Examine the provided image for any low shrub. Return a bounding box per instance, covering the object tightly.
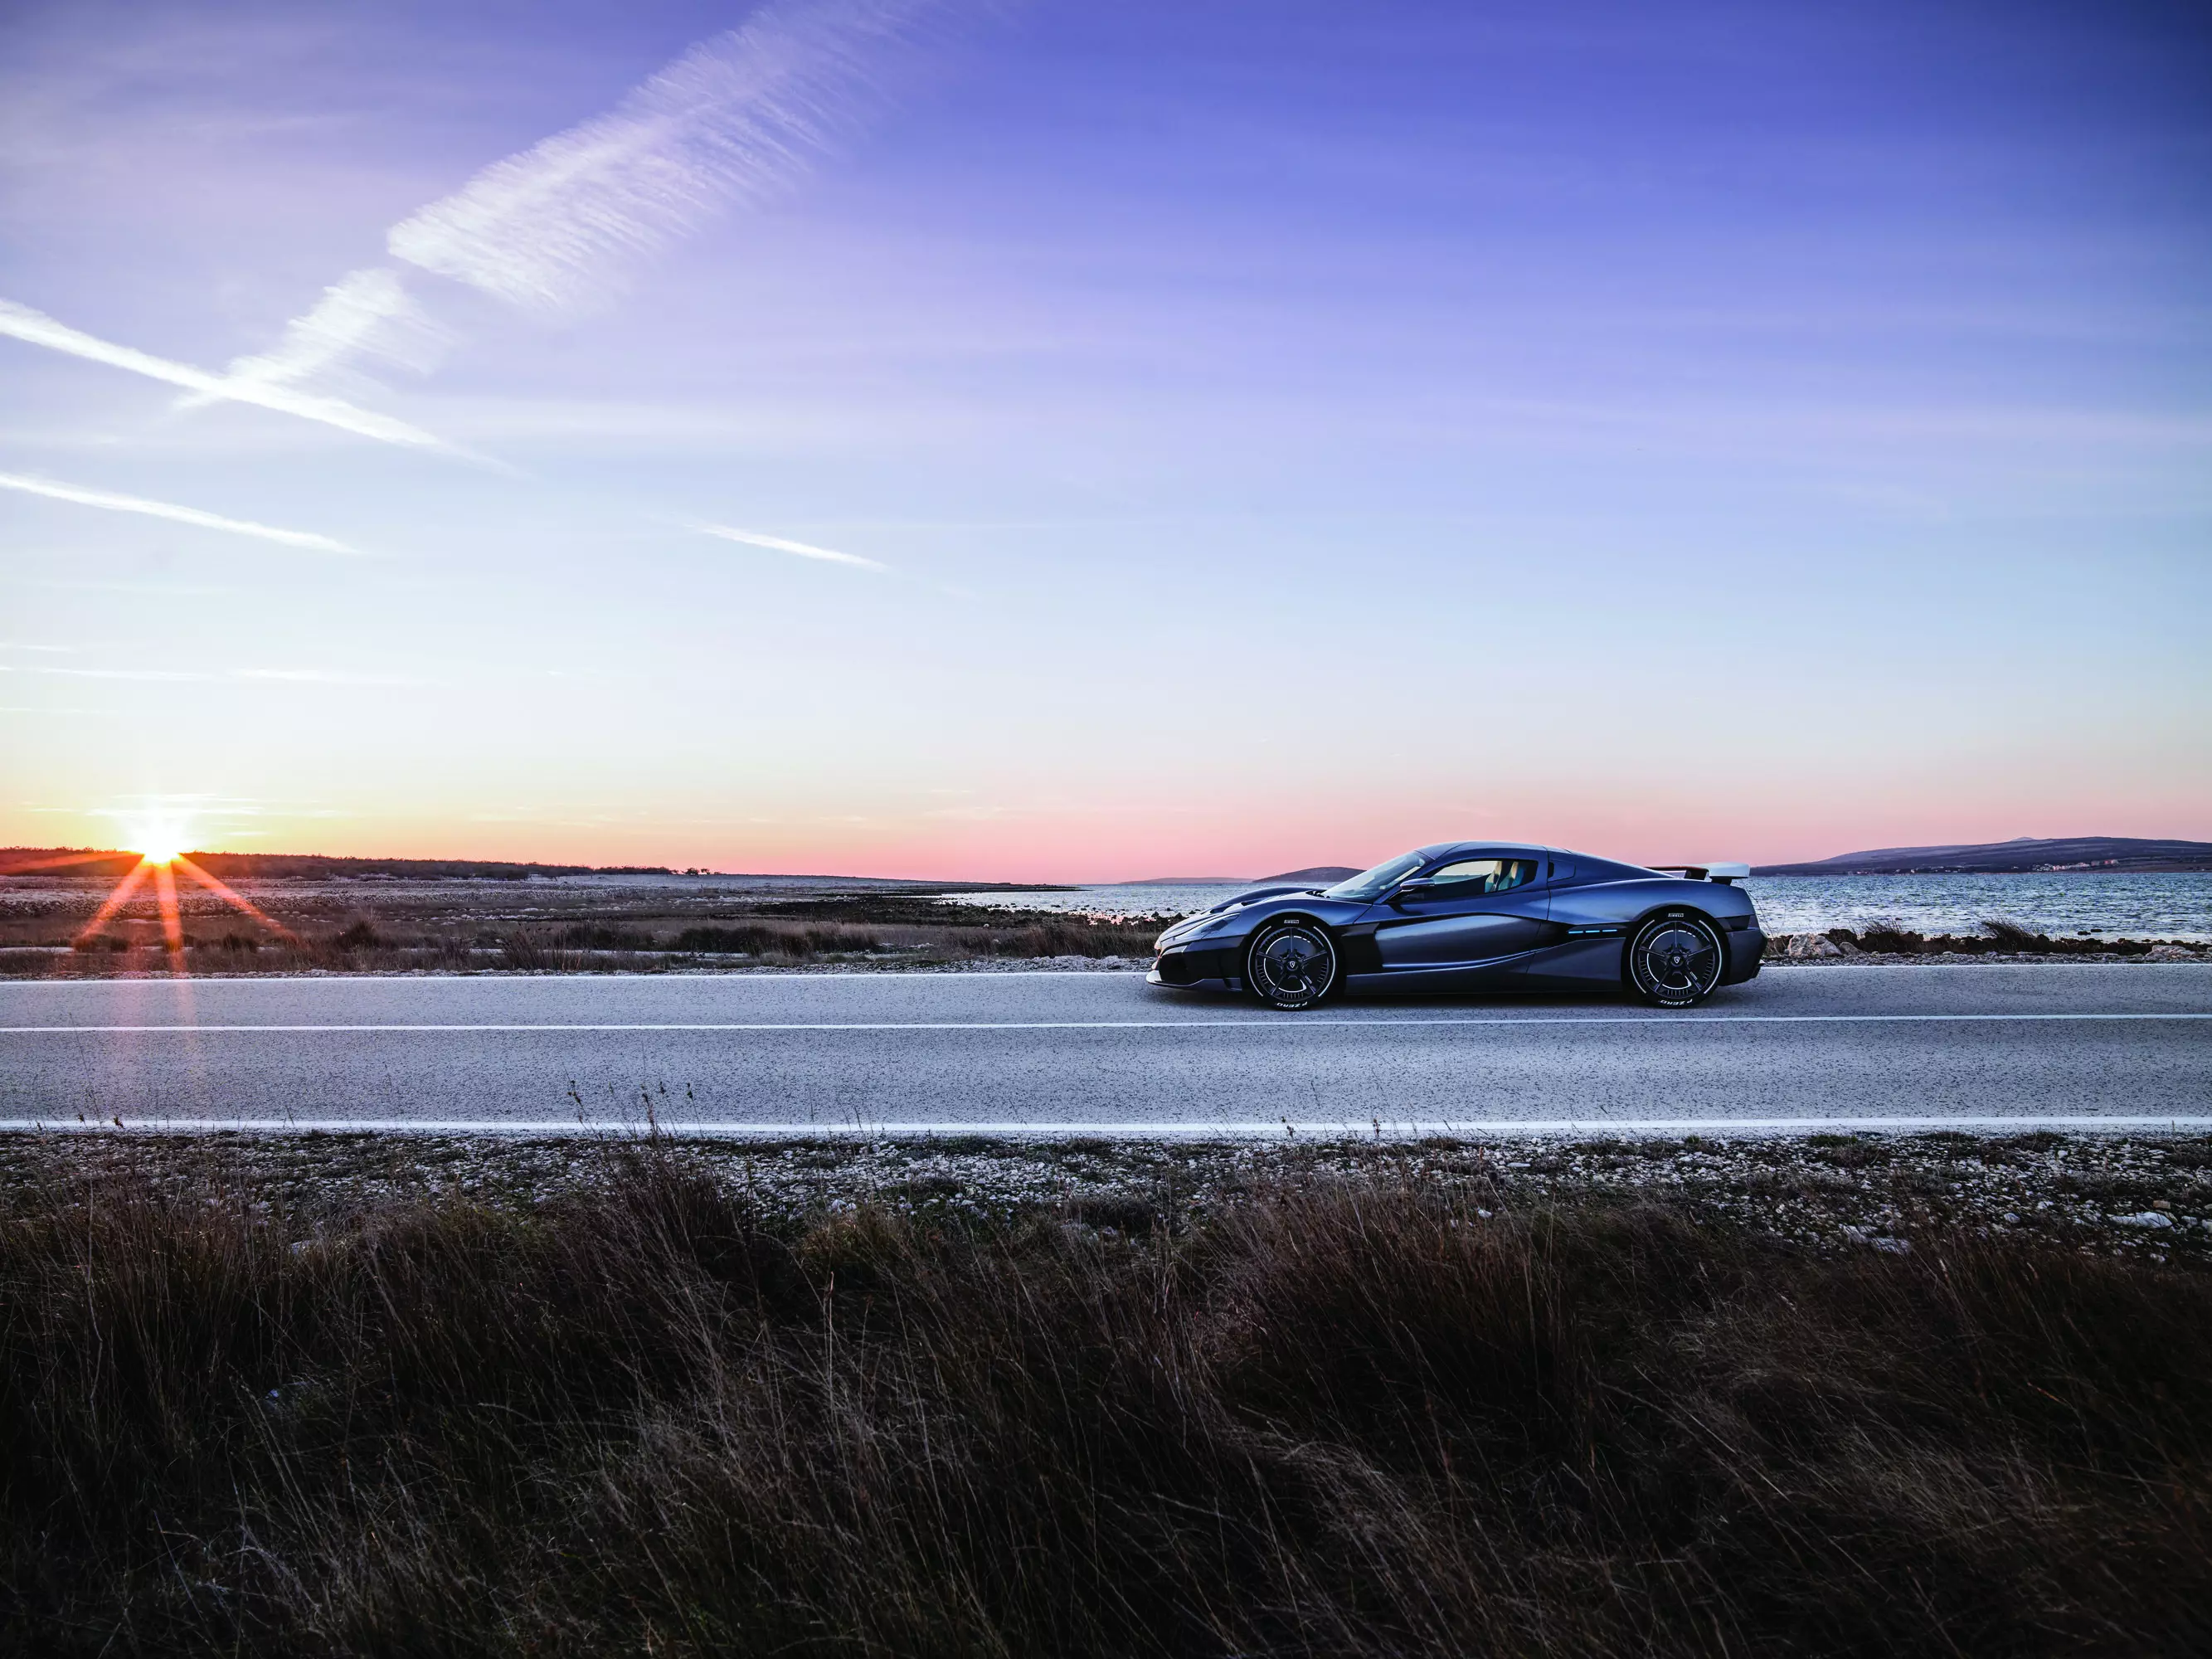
[1,1159,2205,1656]
[671,922,878,956]
[496,931,584,971]
[556,922,653,951]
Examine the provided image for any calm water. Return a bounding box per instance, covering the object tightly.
[960,873,2212,941]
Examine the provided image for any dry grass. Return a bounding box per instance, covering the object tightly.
[0,873,1171,978]
[3,912,1159,977]
[2,1149,2207,1656]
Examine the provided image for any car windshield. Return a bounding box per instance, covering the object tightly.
[1322,850,1427,902]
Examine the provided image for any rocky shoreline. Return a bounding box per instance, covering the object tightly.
[1767,922,2205,961]
[1761,947,2205,966]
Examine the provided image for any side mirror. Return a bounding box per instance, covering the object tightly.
[1390,878,1434,904]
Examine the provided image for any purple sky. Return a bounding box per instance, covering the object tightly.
[2,0,2207,878]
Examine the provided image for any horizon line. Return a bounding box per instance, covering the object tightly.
[5,833,2210,888]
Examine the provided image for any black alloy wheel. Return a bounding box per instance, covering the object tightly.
[1626,912,1726,1008]
[1247,920,1340,1010]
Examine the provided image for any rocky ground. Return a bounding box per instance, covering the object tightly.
[1767,951,2205,965]
[7,1127,2205,1262]
[1768,928,2205,962]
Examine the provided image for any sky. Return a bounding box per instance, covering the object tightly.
[1,0,2207,882]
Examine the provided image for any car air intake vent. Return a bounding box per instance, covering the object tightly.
[1157,948,1226,985]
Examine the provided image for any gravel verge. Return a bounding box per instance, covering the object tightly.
[6,1127,2206,1261]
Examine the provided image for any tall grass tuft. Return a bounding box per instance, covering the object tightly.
[495,930,586,971]
[2,1155,2207,1654]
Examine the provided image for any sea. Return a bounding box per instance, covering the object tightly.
[956,873,2212,943]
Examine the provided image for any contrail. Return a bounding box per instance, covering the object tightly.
[387,0,946,318]
[206,0,953,403]
[175,268,441,411]
[698,523,887,571]
[0,299,445,450]
[12,0,960,454]
[0,473,353,552]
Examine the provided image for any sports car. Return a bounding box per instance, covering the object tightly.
[1148,842,1764,1010]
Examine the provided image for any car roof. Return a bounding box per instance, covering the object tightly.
[1419,841,1558,863]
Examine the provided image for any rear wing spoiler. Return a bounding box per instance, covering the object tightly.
[1649,863,1750,885]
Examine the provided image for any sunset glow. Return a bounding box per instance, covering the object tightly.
[130,832,184,867]
[70,823,299,959]
[0,2,2205,872]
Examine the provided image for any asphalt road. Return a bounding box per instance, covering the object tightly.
[1,965,2207,1133]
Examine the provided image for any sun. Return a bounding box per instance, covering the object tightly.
[25,815,301,969]
[123,813,191,866]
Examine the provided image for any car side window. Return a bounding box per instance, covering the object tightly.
[1425,858,1539,895]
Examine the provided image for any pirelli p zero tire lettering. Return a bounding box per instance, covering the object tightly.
[1626,911,1726,1008]
[1246,920,1340,1010]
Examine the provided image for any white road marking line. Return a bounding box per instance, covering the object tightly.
[2,1013,2209,1034]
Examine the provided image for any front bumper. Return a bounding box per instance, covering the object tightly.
[1149,941,1242,990]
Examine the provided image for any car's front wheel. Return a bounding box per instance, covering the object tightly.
[1246,920,1339,1010]
[1626,912,1725,1007]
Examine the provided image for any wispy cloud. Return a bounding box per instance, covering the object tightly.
[0,471,353,552]
[0,665,215,681]
[175,268,445,411]
[388,0,944,319]
[3,0,960,477]
[697,522,888,571]
[2,664,423,685]
[204,0,953,409]
[0,298,446,450]
[232,668,422,684]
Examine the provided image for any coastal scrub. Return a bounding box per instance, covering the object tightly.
[2,1142,2206,1655]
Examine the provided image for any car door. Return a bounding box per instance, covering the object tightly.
[1372,855,1550,980]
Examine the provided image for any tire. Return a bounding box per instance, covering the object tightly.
[1626,912,1726,1008]
[1246,919,1340,1010]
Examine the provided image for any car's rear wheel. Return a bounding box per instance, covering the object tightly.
[1247,920,1339,1010]
[1626,912,1725,1007]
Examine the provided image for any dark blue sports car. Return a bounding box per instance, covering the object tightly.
[1148,843,1764,1010]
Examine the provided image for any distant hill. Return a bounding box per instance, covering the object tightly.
[1105,866,1360,887]
[0,849,1067,889]
[0,848,674,881]
[1753,836,2212,876]
[1103,877,1254,887]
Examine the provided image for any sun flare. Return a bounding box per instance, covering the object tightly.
[40,815,300,968]
[124,818,189,866]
